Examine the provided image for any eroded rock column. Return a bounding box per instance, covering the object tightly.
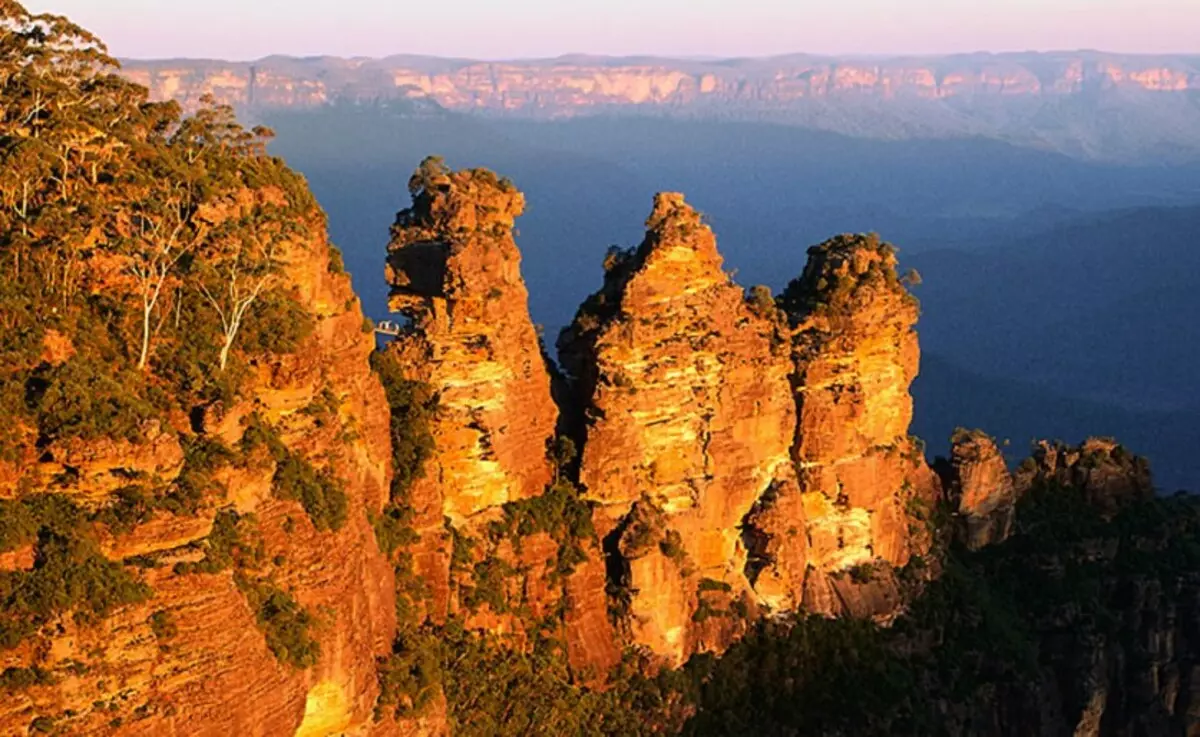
[559,193,798,664]
[781,234,940,617]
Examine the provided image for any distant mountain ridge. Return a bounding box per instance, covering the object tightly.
[120,51,1200,161]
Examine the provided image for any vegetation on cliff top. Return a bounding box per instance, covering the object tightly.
[0,0,322,466]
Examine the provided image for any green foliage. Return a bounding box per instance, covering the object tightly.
[149,609,178,643]
[659,529,686,564]
[0,494,84,553]
[0,665,55,690]
[271,451,348,533]
[848,561,878,584]
[371,349,436,507]
[0,1,326,466]
[435,622,677,736]
[376,629,444,719]
[26,358,160,444]
[372,504,419,558]
[462,558,514,614]
[488,481,595,575]
[0,530,151,649]
[237,576,320,670]
[698,578,733,594]
[173,509,263,576]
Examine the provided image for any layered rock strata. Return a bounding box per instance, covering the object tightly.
[558,193,798,664]
[382,162,620,674]
[385,162,559,525]
[778,234,940,617]
[0,210,400,736]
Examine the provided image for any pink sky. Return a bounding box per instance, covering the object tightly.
[27,0,1200,60]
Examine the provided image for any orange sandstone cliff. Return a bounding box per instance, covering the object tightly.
[0,208,400,736]
[380,161,619,673]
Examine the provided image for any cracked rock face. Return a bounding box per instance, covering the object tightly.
[938,429,1018,550]
[560,193,797,663]
[385,164,559,527]
[779,234,940,615]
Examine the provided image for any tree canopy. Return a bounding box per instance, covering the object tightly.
[0,0,320,464]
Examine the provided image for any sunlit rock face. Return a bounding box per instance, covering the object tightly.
[385,163,559,528]
[559,193,798,664]
[0,207,398,737]
[937,429,1018,550]
[779,234,940,617]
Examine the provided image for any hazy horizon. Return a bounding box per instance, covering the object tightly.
[26,0,1200,61]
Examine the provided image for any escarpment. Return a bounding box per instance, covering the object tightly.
[0,10,403,730]
[0,189,397,735]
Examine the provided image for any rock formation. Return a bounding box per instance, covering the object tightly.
[1015,437,1155,517]
[123,54,1200,113]
[385,160,558,525]
[778,234,940,617]
[559,193,796,664]
[937,429,1018,550]
[381,160,559,628]
[380,160,619,675]
[0,209,400,736]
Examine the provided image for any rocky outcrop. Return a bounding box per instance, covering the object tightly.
[937,429,1018,550]
[385,161,558,528]
[1015,437,1154,517]
[381,162,619,677]
[0,212,402,735]
[559,193,794,664]
[780,234,939,617]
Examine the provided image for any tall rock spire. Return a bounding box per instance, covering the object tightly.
[385,159,559,525]
[780,234,940,616]
[560,193,798,664]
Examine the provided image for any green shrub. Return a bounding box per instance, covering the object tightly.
[237,577,320,669]
[0,665,55,690]
[659,530,686,564]
[371,350,436,506]
[272,452,348,533]
[27,358,159,443]
[698,578,733,594]
[0,531,151,650]
[375,629,444,720]
[174,509,263,576]
[149,610,178,643]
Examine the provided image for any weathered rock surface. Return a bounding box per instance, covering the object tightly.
[937,429,1018,550]
[1015,437,1154,517]
[385,163,558,528]
[559,193,795,664]
[0,210,403,736]
[779,234,939,617]
[381,163,619,680]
